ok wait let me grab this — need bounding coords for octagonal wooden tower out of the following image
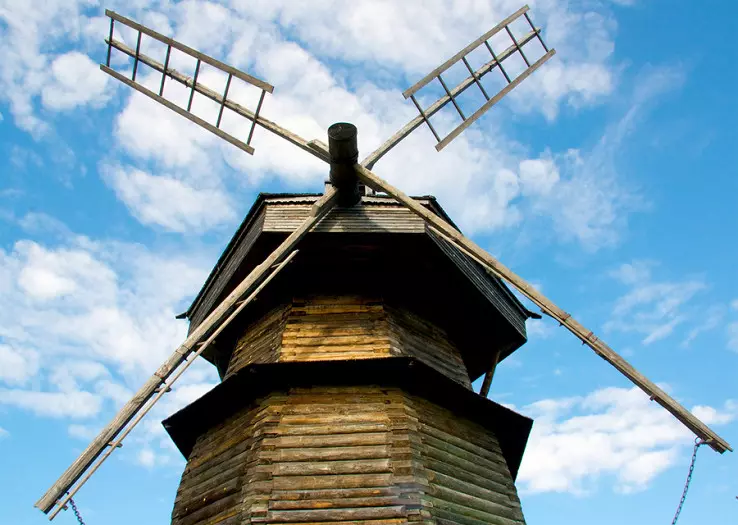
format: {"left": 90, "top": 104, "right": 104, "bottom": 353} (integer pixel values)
{"left": 163, "top": 192, "right": 536, "bottom": 525}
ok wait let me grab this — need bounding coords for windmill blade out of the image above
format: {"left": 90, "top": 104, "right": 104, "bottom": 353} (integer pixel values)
{"left": 353, "top": 162, "right": 732, "bottom": 455}
{"left": 101, "top": 10, "right": 329, "bottom": 163}
{"left": 35, "top": 188, "right": 339, "bottom": 517}
{"left": 363, "top": 4, "right": 554, "bottom": 169}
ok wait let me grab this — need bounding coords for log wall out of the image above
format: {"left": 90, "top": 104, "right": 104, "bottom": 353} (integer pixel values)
{"left": 224, "top": 297, "right": 471, "bottom": 389}
{"left": 171, "top": 387, "right": 525, "bottom": 525}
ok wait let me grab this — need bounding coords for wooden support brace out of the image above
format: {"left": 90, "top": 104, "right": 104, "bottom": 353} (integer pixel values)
{"left": 354, "top": 163, "right": 732, "bottom": 455}
{"left": 479, "top": 350, "right": 501, "bottom": 398}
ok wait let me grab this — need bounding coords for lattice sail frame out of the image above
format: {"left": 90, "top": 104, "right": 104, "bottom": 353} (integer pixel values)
{"left": 403, "top": 5, "right": 555, "bottom": 151}
{"left": 103, "top": 9, "right": 272, "bottom": 155}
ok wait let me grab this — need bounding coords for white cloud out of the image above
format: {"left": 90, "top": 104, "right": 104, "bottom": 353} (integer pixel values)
{"left": 103, "top": 165, "right": 236, "bottom": 233}
{"left": 68, "top": 424, "right": 97, "bottom": 440}
{"left": 0, "top": 389, "right": 102, "bottom": 419}
{"left": 519, "top": 157, "right": 560, "bottom": 196}
{"left": 0, "top": 219, "right": 220, "bottom": 462}
{"left": 605, "top": 260, "right": 706, "bottom": 345}
{"left": 41, "top": 51, "right": 110, "bottom": 110}
{"left": 682, "top": 305, "right": 724, "bottom": 348}
{"left": 518, "top": 386, "right": 735, "bottom": 494}
{"left": 0, "top": 427, "right": 8, "bottom": 439}
{"left": 0, "top": 344, "right": 39, "bottom": 385}
{"left": 137, "top": 447, "right": 157, "bottom": 469}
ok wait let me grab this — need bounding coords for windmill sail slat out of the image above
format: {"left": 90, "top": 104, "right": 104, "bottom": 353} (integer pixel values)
{"left": 434, "top": 49, "right": 555, "bottom": 151}
{"left": 362, "top": 28, "right": 541, "bottom": 169}
{"left": 105, "top": 9, "right": 273, "bottom": 93}
{"left": 354, "top": 163, "right": 732, "bottom": 454}
{"left": 101, "top": 65, "right": 256, "bottom": 155}
{"left": 402, "top": 5, "right": 529, "bottom": 99}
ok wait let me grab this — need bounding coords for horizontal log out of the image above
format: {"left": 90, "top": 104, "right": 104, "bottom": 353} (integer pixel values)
{"left": 173, "top": 492, "right": 243, "bottom": 525}
{"left": 272, "top": 458, "right": 392, "bottom": 476}
{"left": 428, "top": 484, "right": 521, "bottom": 520}
{"left": 426, "top": 470, "right": 519, "bottom": 508}
{"left": 265, "top": 445, "right": 390, "bottom": 463}
{"left": 272, "top": 487, "right": 398, "bottom": 501}
{"left": 264, "top": 433, "right": 390, "bottom": 449}
{"left": 174, "top": 478, "right": 241, "bottom": 518}
{"left": 272, "top": 473, "right": 393, "bottom": 491}
{"left": 266, "top": 505, "right": 406, "bottom": 522}
{"left": 424, "top": 459, "right": 514, "bottom": 496}
{"left": 269, "top": 495, "right": 409, "bottom": 510}
{"left": 426, "top": 496, "right": 523, "bottom": 525}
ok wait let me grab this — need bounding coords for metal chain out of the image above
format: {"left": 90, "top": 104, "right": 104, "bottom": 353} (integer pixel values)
{"left": 671, "top": 437, "right": 706, "bottom": 525}
{"left": 66, "top": 494, "right": 86, "bottom": 525}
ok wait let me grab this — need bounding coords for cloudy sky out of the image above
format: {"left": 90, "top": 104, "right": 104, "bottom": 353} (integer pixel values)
{"left": 1, "top": 0, "right": 737, "bottom": 524}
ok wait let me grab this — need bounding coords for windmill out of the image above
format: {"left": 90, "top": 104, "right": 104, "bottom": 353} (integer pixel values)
{"left": 35, "top": 5, "right": 731, "bottom": 524}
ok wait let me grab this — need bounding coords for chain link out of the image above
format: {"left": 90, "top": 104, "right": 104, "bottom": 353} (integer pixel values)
{"left": 671, "top": 437, "right": 705, "bottom": 525}
{"left": 65, "top": 494, "right": 86, "bottom": 525}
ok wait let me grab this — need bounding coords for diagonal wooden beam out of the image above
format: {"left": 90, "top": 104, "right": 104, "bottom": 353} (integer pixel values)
{"left": 35, "top": 187, "right": 339, "bottom": 515}
{"left": 354, "top": 163, "right": 732, "bottom": 454}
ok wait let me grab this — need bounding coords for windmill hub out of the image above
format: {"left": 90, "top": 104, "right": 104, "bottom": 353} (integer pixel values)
{"left": 327, "top": 122, "right": 360, "bottom": 206}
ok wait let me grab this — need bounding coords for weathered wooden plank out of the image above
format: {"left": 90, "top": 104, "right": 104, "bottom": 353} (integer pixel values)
{"left": 256, "top": 422, "right": 391, "bottom": 438}
{"left": 272, "top": 473, "right": 394, "bottom": 490}
{"left": 264, "top": 433, "right": 390, "bottom": 449}
{"left": 269, "top": 495, "right": 407, "bottom": 510}
{"left": 271, "top": 487, "right": 398, "bottom": 501}
{"left": 273, "top": 458, "right": 392, "bottom": 477}
{"left": 173, "top": 492, "right": 243, "bottom": 525}
{"left": 265, "top": 519, "right": 406, "bottom": 525}
{"left": 428, "top": 484, "right": 521, "bottom": 519}
{"left": 266, "top": 505, "right": 406, "bottom": 522}
{"left": 174, "top": 478, "right": 241, "bottom": 518}
{"left": 426, "top": 470, "right": 519, "bottom": 509}
{"left": 426, "top": 496, "right": 523, "bottom": 525}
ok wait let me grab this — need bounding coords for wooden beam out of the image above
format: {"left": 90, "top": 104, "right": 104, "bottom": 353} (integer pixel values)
{"left": 479, "top": 350, "right": 501, "bottom": 398}
{"left": 35, "top": 188, "right": 339, "bottom": 515}
{"left": 354, "top": 164, "right": 732, "bottom": 454}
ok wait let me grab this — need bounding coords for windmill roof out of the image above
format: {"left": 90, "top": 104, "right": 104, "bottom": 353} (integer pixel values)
{"left": 181, "top": 191, "right": 534, "bottom": 379}
{"left": 184, "top": 192, "right": 463, "bottom": 319}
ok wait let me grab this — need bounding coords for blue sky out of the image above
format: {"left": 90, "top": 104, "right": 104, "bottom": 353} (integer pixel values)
{"left": 1, "top": 1, "right": 737, "bottom": 524}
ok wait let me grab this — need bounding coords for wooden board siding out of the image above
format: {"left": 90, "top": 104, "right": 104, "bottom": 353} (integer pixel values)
{"left": 225, "top": 305, "right": 289, "bottom": 379}
{"left": 263, "top": 204, "right": 426, "bottom": 234}
{"left": 407, "top": 396, "right": 526, "bottom": 525}
{"left": 280, "top": 297, "right": 394, "bottom": 363}
{"left": 171, "top": 387, "right": 526, "bottom": 525}
{"left": 224, "top": 297, "right": 473, "bottom": 388}
{"left": 385, "top": 306, "right": 471, "bottom": 390}
{"left": 171, "top": 399, "right": 264, "bottom": 525}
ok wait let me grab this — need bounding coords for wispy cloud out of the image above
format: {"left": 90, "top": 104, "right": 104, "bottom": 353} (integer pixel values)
{"left": 605, "top": 260, "right": 706, "bottom": 345}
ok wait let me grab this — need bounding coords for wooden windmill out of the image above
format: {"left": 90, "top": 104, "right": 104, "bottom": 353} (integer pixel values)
{"left": 36, "top": 5, "right": 731, "bottom": 524}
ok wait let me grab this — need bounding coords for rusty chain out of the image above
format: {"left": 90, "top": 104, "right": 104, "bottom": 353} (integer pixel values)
{"left": 671, "top": 437, "right": 706, "bottom": 525}
{"left": 65, "top": 494, "right": 86, "bottom": 525}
